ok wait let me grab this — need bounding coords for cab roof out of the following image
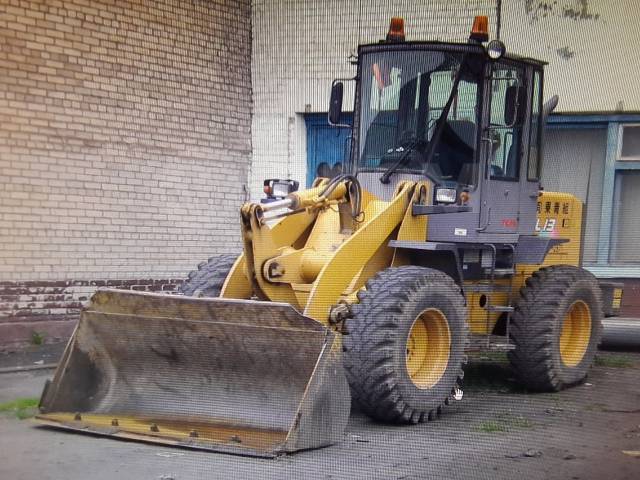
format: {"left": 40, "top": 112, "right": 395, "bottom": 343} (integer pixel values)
{"left": 357, "top": 41, "right": 548, "bottom": 67}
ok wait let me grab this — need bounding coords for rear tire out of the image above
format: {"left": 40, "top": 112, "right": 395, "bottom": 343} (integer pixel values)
{"left": 508, "top": 265, "right": 603, "bottom": 391}
{"left": 179, "top": 254, "right": 238, "bottom": 297}
{"left": 343, "top": 266, "right": 468, "bottom": 424}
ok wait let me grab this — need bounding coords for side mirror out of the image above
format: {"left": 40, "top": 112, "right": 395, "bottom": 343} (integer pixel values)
{"left": 328, "top": 81, "right": 344, "bottom": 125}
{"left": 542, "top": 94, "right": 559, "bottom": 125}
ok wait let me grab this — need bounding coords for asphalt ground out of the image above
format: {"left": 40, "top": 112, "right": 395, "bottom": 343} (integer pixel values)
{"left": 0, "top": 349, "right": 638, "bottom": 480}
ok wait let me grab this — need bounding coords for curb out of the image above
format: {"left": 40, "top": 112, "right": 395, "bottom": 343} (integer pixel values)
{"left": 0, "top": 363, "right": 57, "bottom": 374}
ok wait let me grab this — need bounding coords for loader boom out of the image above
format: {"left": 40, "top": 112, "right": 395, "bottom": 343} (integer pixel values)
{"left": 226, "top": 177, "right": 426, "bottom": 324}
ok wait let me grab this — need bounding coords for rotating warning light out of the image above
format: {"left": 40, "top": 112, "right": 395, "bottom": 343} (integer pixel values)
{"left": 470, "top": 15, "right": 489, "bottom": 42}
{"left": 386, "top": 17, "right": 405, "bottom": 42}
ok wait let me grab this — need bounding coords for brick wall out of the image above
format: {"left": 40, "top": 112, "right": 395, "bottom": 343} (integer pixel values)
{"left": 0, "top": 0, "right": 252, "bottom": 350}
{"left": 0, "top": 278, "right": 183, "bottom": 351}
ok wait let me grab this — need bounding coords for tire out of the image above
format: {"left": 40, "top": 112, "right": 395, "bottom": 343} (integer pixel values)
{"left": 179, "top": 254, "right": 238, "bottom": 297}
{"left": 508, "top": 265, "right": 603, "bottom": 391}
{"left": 343, "top": 266, "right": 468, "bottom": 424}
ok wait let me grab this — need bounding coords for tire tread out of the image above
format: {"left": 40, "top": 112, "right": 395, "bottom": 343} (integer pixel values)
{"left": 179, "top": 254, "right": 238, "bottom": 297}
{"left": 344, "top": 266, "right": 468, "bottom": 423}
{"left": 508, "top": 265, "right": 603, "bottom": 391}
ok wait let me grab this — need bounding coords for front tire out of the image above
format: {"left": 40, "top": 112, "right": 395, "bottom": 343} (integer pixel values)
{"left": 179, "top": 254, "right": 238, "bottom": 297}
{"left": 508, "top": 265, "right": 603, "bottom": 391}
{"left": 343, "top": 266, "right": 468, "bottom": 424}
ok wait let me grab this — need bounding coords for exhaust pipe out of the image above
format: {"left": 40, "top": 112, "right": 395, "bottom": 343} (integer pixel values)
{"left": 601, "top": 318, "right": 640, "bottom": 350}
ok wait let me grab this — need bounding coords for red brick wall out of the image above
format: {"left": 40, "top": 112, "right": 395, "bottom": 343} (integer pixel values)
{"left": 0, "top": 279, "right": 182, "bottom": 351}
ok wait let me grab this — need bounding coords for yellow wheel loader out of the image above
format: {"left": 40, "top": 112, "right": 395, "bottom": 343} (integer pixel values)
{"left": 37, "top": 17, "right": 622, "bottom": 456}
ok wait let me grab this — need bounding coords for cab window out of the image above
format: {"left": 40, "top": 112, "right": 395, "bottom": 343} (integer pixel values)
{"left": 488, "top": 63, "right": 526, "bottom": 180}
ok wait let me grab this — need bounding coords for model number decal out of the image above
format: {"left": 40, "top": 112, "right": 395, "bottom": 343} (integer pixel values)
{"left": 535, "top": 218, "right": 556, "bottom": 233}
{"left": 454, "top": 228, "right": 467, "bottom": 236}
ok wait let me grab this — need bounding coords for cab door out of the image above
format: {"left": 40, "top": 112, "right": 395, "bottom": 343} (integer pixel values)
{"left": 518, "top": 68, "right": 543, "bottom": 233}
{"left": 479, "top": 61, "right": 526, "bottom": 235}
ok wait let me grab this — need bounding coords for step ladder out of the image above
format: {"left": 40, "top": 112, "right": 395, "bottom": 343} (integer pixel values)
{"left": 476, "top": 244, "right": 516, "bottom": 351}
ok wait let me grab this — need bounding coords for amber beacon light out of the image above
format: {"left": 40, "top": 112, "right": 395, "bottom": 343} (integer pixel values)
{"left": 470, "top": 15, "right": 489, "bottom": 42}
{"left": 386, "top": 17, "right": 405, "bottom": 42}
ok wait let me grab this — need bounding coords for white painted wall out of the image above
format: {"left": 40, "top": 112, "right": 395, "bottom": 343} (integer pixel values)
{"left": 250, "top": 0, "right": 640, "bottom": 198}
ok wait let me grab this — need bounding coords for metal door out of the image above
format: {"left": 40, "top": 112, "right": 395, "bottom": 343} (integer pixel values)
{"left": 518, "top": 68, "right": 543, "bottom": 234}
{"left": 479, "top": 62, "right": 526, "bottom": 235}
{"left": 305, "top": 113, "right": 352, "bottom": 187}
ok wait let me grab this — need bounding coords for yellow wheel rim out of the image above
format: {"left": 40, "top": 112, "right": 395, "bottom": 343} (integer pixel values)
{"left": 559, "top": 300, "right": 592, "bottom": 367}
{"left": 406, "top": 308, "right": 451, "bottom": 389}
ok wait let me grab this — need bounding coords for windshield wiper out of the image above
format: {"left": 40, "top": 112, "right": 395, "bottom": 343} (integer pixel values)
{"left": 422, "top": 57, "right": 467, "bottom": 175}
{"left": 379, "top": 140, "right": 419, "bottom": 184}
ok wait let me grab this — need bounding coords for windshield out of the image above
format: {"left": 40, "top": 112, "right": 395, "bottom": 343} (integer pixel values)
{"left": 358, "top": 49, "right": 484, "bottom": 186}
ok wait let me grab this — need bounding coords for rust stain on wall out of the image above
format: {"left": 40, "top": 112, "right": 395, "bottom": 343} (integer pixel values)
{"left": 525, "top": 0, "right": 602, "bottom": 23}
{"left": 562, "top": 0, "right": 601, "bottom": 21}
{"left": 556, "top": 46, "right": 576, "bottom": 60}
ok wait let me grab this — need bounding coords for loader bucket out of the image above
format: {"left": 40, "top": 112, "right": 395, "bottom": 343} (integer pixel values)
{"left": 36, "top": 289, "right": 350, "bottom": 457}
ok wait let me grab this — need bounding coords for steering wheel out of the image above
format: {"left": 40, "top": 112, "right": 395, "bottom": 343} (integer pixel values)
{"left": 398, "top": 130, "right": 418, "bottom": 148}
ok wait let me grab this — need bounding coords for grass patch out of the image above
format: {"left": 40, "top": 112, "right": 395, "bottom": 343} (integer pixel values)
{"left": 0, "top": 398, "right": 39, "bottom": 420}
{"left": 499, "top": 413, "right": 534, "bottom": 428}
{"left": 594, "top": 354, "right": 635, "bottom": 368}
{"left": 474, "top": 413, "right": 534, "bottom": 433}
{"left": 31, "top": 331, "right": 45, "bottom": 346}
{"left": 474, "top": 420, "right": 506, "bottom": 433}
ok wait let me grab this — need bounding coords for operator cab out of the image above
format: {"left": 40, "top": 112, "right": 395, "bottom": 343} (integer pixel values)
{"left": 329, "top": 17, "right": 546, "bottom": 243}
{"left": 358, "top": 47, "right": 483, "bottom": 187}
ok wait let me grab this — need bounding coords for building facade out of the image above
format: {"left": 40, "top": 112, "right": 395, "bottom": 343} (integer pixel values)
{"left": 2, "top": 1, "right": 639, "bottom": 350}
{"left": 0, "top": 0, "right": 252, "bottom": 349}
{"left": 250, "top": 0, "right": 640, "bottom": 315}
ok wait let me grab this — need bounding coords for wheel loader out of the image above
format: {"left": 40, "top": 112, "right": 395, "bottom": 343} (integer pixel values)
{"left": 37, "top": 16, "right": 623, "bottom": 457}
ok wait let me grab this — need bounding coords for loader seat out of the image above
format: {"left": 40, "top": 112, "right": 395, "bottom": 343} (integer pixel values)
{"left": 448, "top": 119, "right": 476, "bottom": 149}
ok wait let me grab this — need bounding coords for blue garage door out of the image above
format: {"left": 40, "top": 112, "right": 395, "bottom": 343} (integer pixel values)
{"left": 305, "top": 113, "right": 353, "bottom": 187}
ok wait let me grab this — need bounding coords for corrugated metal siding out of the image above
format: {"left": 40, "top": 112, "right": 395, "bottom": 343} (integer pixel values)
{"left": 611, "top": 171, "right": 640, "bottom": 263}
{"left": 542, "top": 129, "right": 606, "bottom": 263}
